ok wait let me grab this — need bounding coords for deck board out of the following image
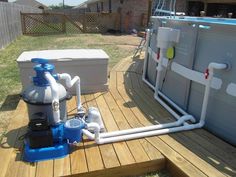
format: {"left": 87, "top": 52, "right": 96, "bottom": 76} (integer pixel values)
{"left": 0, "top": 55, "right": 236, "bottom": 177}
{"left": 112, "top": 71, "right": 208, "bottom": 177}
{"left": 130, "top": 61, "right": 236, "bottom": 176}
{"left": 82, "top": 95, "right": 105, "bottom": 172}
{"left": 69, "top": 97, "right": 88, "bottom": 174}
{"left": 110, "top": 56, "right": 235, "bottom": 177}
{"left": 94, "top": 92, "right": 137, "bottom": 165}
{"left": 102, "top": 92, "right": 151, "bottom": 163}
{"left": 84, "top": 94, "right": 120, "bottom": 169}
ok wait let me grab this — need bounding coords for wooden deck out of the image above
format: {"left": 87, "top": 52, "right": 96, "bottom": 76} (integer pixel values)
{"left": 0, "top": 56, "right": 236, "bottom": 177}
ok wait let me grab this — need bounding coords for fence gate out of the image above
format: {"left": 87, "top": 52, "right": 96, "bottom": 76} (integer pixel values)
{"left": 21, "top": 13, "right": 83, "bottom": 35}
{"left": 21, "top": 12, "right": 118, "bottom": 35}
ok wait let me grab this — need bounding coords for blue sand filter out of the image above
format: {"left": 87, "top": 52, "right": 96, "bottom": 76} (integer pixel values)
{"left": 22, "top": 58, "right": 85, "bottom": 162}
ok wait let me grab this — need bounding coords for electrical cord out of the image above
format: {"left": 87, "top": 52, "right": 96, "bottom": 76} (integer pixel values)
{"left": 160, "top": 59, "right": 172, "bottom": 91}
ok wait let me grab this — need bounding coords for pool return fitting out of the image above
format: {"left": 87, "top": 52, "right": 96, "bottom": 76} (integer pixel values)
{"left": 22, "top": 27, "right": 228, "bottom": 162}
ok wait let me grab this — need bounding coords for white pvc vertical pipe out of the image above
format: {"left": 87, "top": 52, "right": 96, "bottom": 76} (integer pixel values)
{"left": 200, "top": 63, "right": 227, "bottom": 123}
{"left": 142, "top": 29, "right": 151, "bottom": 81}
{"left": 44, "top": 72, "right": 61, "bottom": 124}
{"left": 58, "top": 73, "right": 82, "bottom": 112}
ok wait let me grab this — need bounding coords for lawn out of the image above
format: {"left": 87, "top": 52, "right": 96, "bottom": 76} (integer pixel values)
{"left": 0, "top": 33, "right": 140, "bottom": 135}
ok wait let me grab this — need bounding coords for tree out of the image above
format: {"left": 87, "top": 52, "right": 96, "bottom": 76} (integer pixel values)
{"left": 48, "top": 3, "right": 73, "bottom": 9}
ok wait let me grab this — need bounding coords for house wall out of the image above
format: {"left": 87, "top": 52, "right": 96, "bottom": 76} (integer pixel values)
{"left": 0, "top": 2, "right": 42, "bottom": 49}
{"left": 176, "top": 0, "right": 187, "bottom": 13}
{"left": 87, "top": 0, "right": 149, "bottom": 32}
{"left": 185, "top": 0, "right": 236, "bottom": 17}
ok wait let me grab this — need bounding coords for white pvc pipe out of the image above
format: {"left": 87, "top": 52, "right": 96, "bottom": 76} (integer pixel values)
{"left": 99, "top": 115, "right": 194, "bottom": 138}
{"left": 82, "top": 129, "right": 95, "bottom": 140}
{"left": 97, "top": 123, "right": 204, "bottom": 144}
{"left": 86, "top": 122, "right": 100, "bottom": 139}
{"left": 153, "top": 31, "right": 195, "bottom": 122}
{"left": 154, "top": 94, "right": 181, "bottom": 119}
{"left": 142, "top": 29, "right": 151, "bottom": 81}
{"left": 142, "top": 77, "right": 155, "bottom": 90}
{"left": 200, "top": 63, "right": 227, "bottom": 122}
{"left": 84, "top": 122, "right": 204, "bottom": 145}
{"left": 152, "top": 47, "right": 193, "bottom": 122}
{"left": 142, "top": 47, "right": 188, "bottom": 118}
{"left": 157, "top": 91, "right": 189, "bottom": 116}
{"left": 82, "top": 115, "right": 195, "bottom": 143}
{"left": 209, "top": 63, "right": 228, "bottom": 70}
{"left": 82, "top": 62, "right": 229, "bottom": 145}
{"left": 44, "top": 72, "right": 61, "bottom": 124}
{"left": 58, "top": 73, "right": 82, "bottom": 112}
{"left": 82, "top": 62, "right": 227, "bottom": 145}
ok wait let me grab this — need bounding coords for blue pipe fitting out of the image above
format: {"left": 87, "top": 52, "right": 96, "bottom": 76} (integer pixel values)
{"left": 51, "top": 119, "right": 85, "bottom": 144}
{"left": 64, "top": 119, "right": 85, "bottom": 143}
{"left": 51, "top": 124, "right": 64, "bottom": 143}
{"left": 31, "top": 58, "right": 56, "bottom": 86}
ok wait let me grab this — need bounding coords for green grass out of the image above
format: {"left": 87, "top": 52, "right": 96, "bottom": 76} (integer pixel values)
{"left": 0, "top": 33, "right": 137, "bottom": 105}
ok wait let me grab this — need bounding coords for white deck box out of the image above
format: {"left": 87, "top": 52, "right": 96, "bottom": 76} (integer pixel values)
{"left": 17, "top": 49, "right": 109, "bottom": 94}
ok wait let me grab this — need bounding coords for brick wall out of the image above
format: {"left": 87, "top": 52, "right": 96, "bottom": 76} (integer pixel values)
{"left": 87, "top": 0, "right": 149, "bottom": 32}
{"left": 88, "top": 2, "right": 98, "bottom": 12}
{"left": 176, "top": 0, "right": 187, "bottom": 13}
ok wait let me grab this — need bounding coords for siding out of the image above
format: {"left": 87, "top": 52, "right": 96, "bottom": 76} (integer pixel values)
{"left": 87, "top": 0, "right": 149, "bottom": 32}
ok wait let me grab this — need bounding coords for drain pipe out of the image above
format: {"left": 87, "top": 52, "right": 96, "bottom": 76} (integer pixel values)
{"left": 44, "top": 72, "right": 61, "bottom": 124}
{"left": 58, "top": 73, "right": 83, "bottom": 112}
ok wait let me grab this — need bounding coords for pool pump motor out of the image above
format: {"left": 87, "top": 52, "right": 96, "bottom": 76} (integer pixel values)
{"left": 22, "top": 58, "right": 104, "bottom": 162}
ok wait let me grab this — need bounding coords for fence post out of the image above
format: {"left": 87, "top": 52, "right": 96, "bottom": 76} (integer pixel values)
{"left": 83, "top": 13, "right": 86, "bottom": 33}
{"left": 20, "top": 12, "right": 26, "bottom": 34}
{"left": 62, "top": 14, "right": 66, "bottom": 33}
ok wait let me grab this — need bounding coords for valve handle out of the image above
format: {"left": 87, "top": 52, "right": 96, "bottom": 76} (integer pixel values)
{"left": 157, "top": 49, "right": 160, "bottom": 60}
{"left": 204, "top": 68, "right": 209, "bottom": 79}
{"left": 31, "top": 58, "right": 49, "bottom": 66}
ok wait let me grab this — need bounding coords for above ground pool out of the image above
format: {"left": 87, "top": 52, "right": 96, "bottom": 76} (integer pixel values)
{"left": 144, "top": 16, "right": 236, "bottom": 145}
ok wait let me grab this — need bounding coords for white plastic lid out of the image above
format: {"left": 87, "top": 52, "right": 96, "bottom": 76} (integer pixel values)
{"left": 17, "top": 49, "right": 109, "bottom": 62}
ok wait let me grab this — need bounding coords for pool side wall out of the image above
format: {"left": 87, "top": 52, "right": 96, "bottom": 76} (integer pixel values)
{"left": 145, "top": 16, "right": 236, "bottom": 145}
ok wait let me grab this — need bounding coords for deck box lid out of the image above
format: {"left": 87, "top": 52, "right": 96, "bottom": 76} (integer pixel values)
{"left": 17, "top": 49, "right": 109, "bottom": 63}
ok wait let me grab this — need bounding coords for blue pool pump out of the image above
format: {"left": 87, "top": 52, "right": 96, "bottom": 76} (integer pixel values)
{"left": 24, "top": 119, "right": 85, "bottom": 162}
{"left": 22, "top": 58, "right": 86, "bottom": 162}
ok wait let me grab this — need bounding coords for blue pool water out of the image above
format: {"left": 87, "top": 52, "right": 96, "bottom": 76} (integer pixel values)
{"left": 158, "top": 16, "right": 236, "bottom": 26}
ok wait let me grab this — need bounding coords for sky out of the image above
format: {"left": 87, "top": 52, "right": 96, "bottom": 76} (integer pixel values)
{"left": 9, "top": 0, "right": 87, "bottom": 6}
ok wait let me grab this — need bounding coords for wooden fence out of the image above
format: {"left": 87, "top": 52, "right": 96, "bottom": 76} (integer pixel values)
{"left": 21, "top": 12, "right": 118, "bottom": 35}
{"left": 0, "top": 2, "right": 41, "bottom": 49}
